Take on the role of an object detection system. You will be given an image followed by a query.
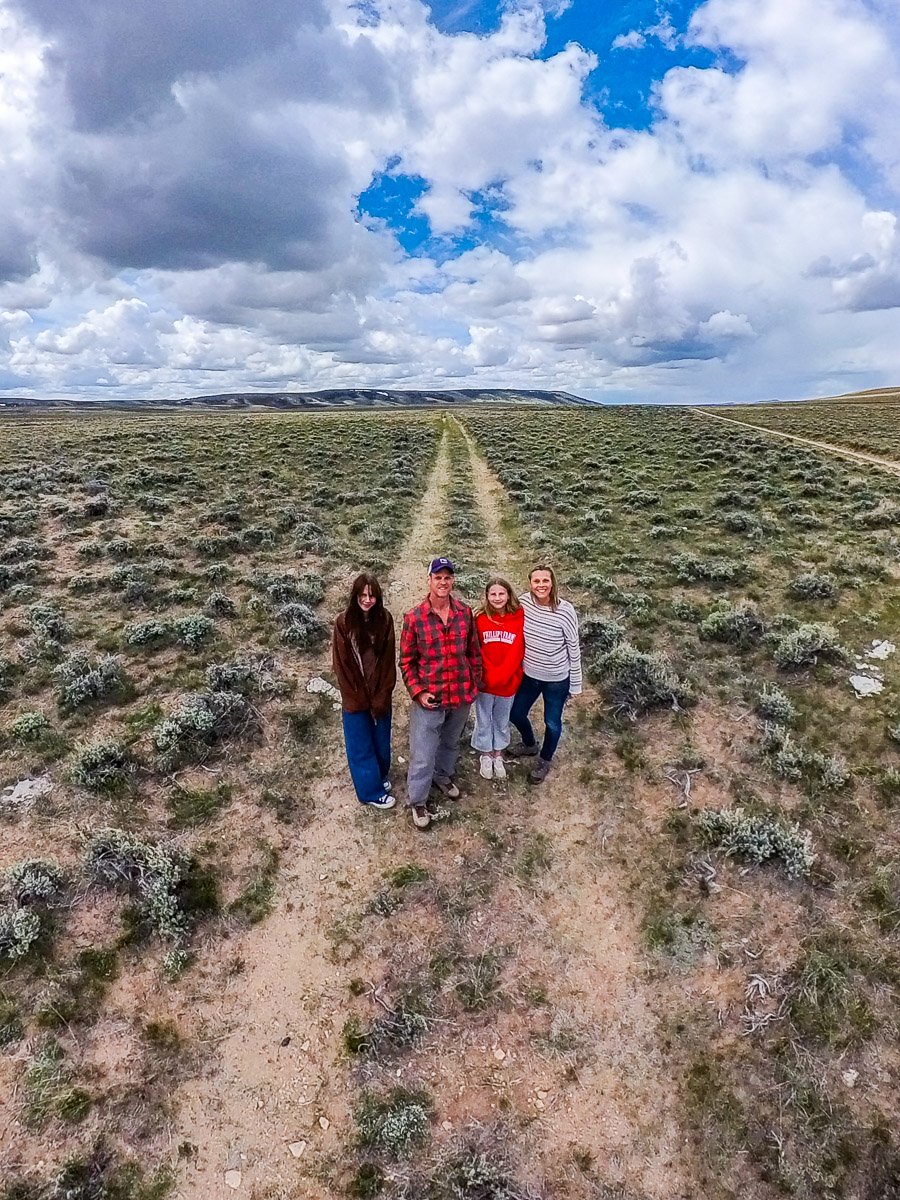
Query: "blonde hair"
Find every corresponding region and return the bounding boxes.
[529,564,559,610]
[477,576,520,618]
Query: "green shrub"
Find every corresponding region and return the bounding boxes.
[68,738,131,793]
[754,684,797,725]
[580,614,625,653]
[152,690,253,767]
[87,829,217,954]
[696,807,815,878]
[699,601,765,648]
[54,652,134,712]
[354,1088,431,1158]
[7,859,64,904]
[8,710,53,743]
[204,590,237,616]
[770,622,848,670]
[166,782,231,828]
[787,572,839,601]
[761,725,850,793]
[170,614,216,649]
[591,642,694,719]
[671,552,747,584]
[22,1040,91,1125]
[124,618,171,648]
[27,601,72,642]
[276,602,327,648]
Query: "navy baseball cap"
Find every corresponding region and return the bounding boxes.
[429,557,455,574]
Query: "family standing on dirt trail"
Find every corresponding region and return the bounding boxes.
[332,557,582,830]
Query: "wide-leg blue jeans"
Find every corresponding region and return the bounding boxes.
[342,709,392,805]
[510,674,570,762]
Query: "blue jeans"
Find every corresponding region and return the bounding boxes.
[342,709,392,805]
[510,674,569,762]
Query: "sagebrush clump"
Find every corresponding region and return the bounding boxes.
[591,642,694,719]
[54,651,133,712]
[754,683,797,725]
[86,829,199,944]
[152,689,253,767]
[354,1088,432,1158]
[68,737,132,793]
[0,860,64,961]
[696,807,815,878]
[770,622,848,670]
[699,601,766,648]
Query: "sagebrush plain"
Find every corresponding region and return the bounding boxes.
[2,400,900,1200]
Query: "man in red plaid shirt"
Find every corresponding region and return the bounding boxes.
[401,557,482,829]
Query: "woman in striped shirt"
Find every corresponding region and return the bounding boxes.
[509,565,582,784]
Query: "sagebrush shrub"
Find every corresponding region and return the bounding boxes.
[591,642,694,718]
[86,829,188,942]
[696,808,814,878]
[355,1088,431,1159]
[0,860,64,961]
[671,552,747,584]
[771,622,847,670]
[8,710,53,743]
[699,601,765,648]
[754,684,797,725]
[54,652,133,712]
[124,618,170,647]
[276,602,327,648]
[170,613,216,648]
[205,590,237,616]
[787,572,838,601]
[68,738,131,793]
[27,601,72,643]
[152,689,252,767]
[580,615,625,653]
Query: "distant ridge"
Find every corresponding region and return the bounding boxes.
[0,388,591,411]
[800,385,900,405]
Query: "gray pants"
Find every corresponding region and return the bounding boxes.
[406,702,471,807]
[471,692,515,752]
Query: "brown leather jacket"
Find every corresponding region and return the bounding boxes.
[332,610,396,718]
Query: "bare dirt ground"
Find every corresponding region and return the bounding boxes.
[166,421,694,1199]
[692,406,900,477]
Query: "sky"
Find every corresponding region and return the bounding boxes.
[0,0,899,404]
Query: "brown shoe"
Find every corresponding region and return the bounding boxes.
[509,741,539,758]
[411,805,431,830]
[432,778,460,800]
[529,758,552,784]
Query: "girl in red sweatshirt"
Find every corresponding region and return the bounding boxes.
[471,577,526,780]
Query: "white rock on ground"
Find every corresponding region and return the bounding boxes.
[1,775,53,809]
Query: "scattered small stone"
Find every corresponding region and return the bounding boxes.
[534,1099,545,1111]
[492,1048,506,1062]
[536,1090,548,1099]
[843,1069,859,1088]
[441,1120,453,1132]
[318,1116,330,1131]
[288,1141,307,1158]
[224,1170,242,1190]
[256,1098,263,1109]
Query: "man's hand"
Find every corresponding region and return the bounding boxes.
[417,692,439,709]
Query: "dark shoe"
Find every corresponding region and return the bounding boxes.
[366,794,396,810]
[529,758,552,784]
[411,805,431,830]
[509,741,539,758]
[433,778,461,800]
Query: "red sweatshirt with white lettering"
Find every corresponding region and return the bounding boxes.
[475,608,526,697]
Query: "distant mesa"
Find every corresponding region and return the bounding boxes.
[0,388,591,411]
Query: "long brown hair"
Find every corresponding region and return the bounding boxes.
[477,577,520,618]
[344,572,390,652]
[529,564,559,610]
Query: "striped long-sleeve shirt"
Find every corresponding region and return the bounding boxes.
[519,592,582,695]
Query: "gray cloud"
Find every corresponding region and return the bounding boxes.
[11,0,328,130]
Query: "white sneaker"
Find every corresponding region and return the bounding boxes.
[383,779,393,792]
[493,757,507,780]
[367,794,396,810]
[479,754,494,779]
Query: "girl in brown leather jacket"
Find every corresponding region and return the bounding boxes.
[332,573,397,809]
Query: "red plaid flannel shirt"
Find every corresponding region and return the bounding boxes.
[400,594,482,707]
